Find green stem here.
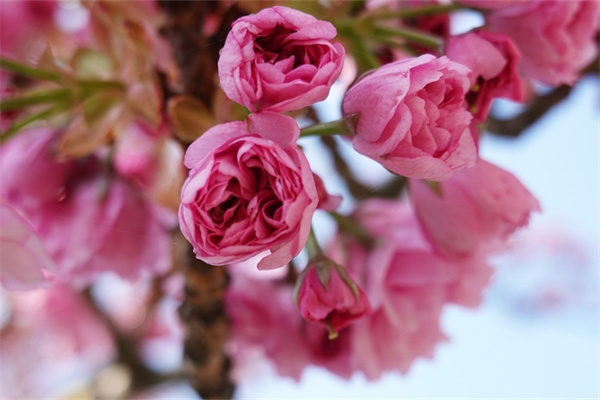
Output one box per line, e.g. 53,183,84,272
1,104,67,142
76,79,126,93
300,119,350,138
335,22,380,73
0,88,72,111
305,228,323,259
369,3,462,20
0,57,63,82
329,211,374,248
372,25,442,50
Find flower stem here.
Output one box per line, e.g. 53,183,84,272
0,57,63,82
335,21,380,73
372,25,442,50
369,3,462,20
76,79,126,93
0,88,72,111
300,118,351,138
1,104,68,142
305,228,323,259
329,211,374,248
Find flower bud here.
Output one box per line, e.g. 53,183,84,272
296,257,370,338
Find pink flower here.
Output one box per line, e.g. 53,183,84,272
446,30,523,123
329,199,459,379
0,286,114,397
179,112,319,270
226,273,312,380
342,54,477,181
218,6,345,112
0,128,173,286
0,205,55,291
297,259,370,335
485,0,600,86
409,159,541,259
0,128,73,212
33,177,173,286
114,120,185,210
225,267,353,381
0,0,58,59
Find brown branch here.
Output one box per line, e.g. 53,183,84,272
485,84,573,138
320,135,408,200
485,54,599,138
158,2,240,398
320,135,377,199
176,234,234,400
158,1,246,108
82,288,185,395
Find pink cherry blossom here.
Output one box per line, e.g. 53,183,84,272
409,159,541,259
0,128,74,212
0,204,55,291
0,128,174,287
0,0,58,59
225,267,353,381
114,120,185,210
446,30,523,123
218,6,345,112
329,199,459,379
343,54,477,181
33,177,173,286
179,112,319,270
0,286,114,397
485,0,600,86
297,259,370,335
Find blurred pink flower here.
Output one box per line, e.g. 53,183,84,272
226,268,353,381
0,286,114,397
485,0,600,86
0,0,58,59
114,120,185,210
343,54,477,181
297,260,370,335
329,199,458,379
179,112,318,270
0,128,174,287
0,128,74,212
218,6,345,112
33,178,173,286
409,159,541,259
0,204,55,291
446,30,523,123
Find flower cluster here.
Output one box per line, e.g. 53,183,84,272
0,0,597,397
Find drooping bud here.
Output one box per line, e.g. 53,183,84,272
295,256,370,338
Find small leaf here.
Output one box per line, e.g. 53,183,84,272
127,80,162,127
167,95,215,143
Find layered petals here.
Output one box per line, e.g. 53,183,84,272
343,55,477,181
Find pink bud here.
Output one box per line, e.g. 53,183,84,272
297,260,370,337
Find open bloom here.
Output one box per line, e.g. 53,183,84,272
485,0,600,86
409,159,541,259
179,112,319,270
297,259,370,335
218,6,345,112
446,30,523,123
343,54,476,181
329,199,462,379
